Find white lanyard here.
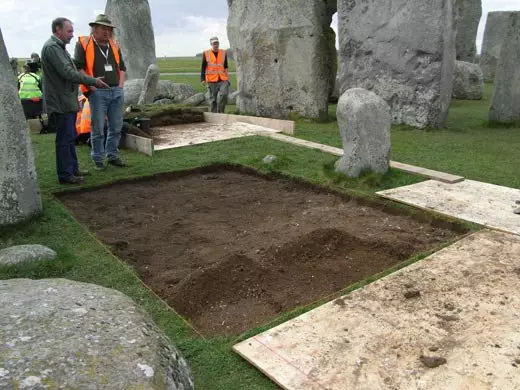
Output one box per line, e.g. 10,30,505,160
92,37,110,64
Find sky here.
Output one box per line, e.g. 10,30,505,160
1,0,518,59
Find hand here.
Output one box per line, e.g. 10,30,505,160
94,77,109,89
89,86,97,92
201,80,206,85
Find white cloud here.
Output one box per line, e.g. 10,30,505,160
0,0,518,58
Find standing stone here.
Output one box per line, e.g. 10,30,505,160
137,64,160,106
489,12,520,123
105,0,156,80
455,0,482,62
0,28,41,226
453,61,483,100
338,0,456,129
335,88,391,178
480,11,514,82
227,0,337,120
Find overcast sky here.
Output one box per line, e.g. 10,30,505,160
1,0,518,58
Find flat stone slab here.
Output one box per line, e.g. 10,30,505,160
234,230,520,390
152,122,282,151
377,179,520,235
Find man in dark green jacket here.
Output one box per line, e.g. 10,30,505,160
41,17,108,185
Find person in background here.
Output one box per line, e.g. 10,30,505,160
30,52,42,71
17,60,41,99
74,14,127,170
41,16,108,185
201,36,229,113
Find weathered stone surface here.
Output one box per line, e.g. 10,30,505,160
105,0,156,80
0,245,56,266
182,92,205,106
455,0,482,62
489,12,520,123
480,11,514,82
124,80,197,105
453,61,483,100
338,0,456,129
228,0,336,120
158,81,198,104
227,90,239,105
137,64,160,106
0,28,42,226
335,88,391,178
0,279,194,389
124,79,144,105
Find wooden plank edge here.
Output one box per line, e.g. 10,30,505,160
120,133,153,156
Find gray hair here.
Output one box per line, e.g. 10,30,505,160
52,17,72,33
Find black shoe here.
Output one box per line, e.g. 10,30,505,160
94,161,105,171
59,175,84,185
74,169,90,176
108,158,126,167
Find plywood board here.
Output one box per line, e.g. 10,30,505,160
378,179,520,235
203,112,295,134
120,134,153,156
234,230,520,390
152,122,281,151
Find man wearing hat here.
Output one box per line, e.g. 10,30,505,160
201,36,229,113
74,14,127,170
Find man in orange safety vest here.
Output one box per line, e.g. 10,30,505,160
201,36,229,113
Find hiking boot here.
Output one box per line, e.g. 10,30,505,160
74,169,90,176
59,175,84,185
108,158,126,167
94,161,105,170
514,207,520,215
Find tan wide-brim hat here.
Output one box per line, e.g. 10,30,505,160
89,14,116,28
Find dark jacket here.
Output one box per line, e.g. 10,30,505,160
41,35,97,114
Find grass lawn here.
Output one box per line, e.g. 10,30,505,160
157,56,236,73
161,73,238,93
1,74,518,389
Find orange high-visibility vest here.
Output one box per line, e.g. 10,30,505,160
76,96,91,136
204,49,228,83
78,35,120,94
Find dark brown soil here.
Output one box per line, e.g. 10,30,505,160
57,165,468,337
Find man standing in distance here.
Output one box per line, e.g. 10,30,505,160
41,17,108,185
201,37,229,113
74,14,127,170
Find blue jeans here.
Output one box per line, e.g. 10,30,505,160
54,113,79,180
88,87,124,163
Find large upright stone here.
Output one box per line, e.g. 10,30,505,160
0,279,194,389
227,0,336,120
105,0,156,80
489,12,520,123
455,0,482,62
480,11,514,82
0,28,41,226
338,0,456,129
335,88,391,178
137,64,160,106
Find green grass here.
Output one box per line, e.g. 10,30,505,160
296,84,520,189
1,66,518,389
157,56,236,73
161,73,238,94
